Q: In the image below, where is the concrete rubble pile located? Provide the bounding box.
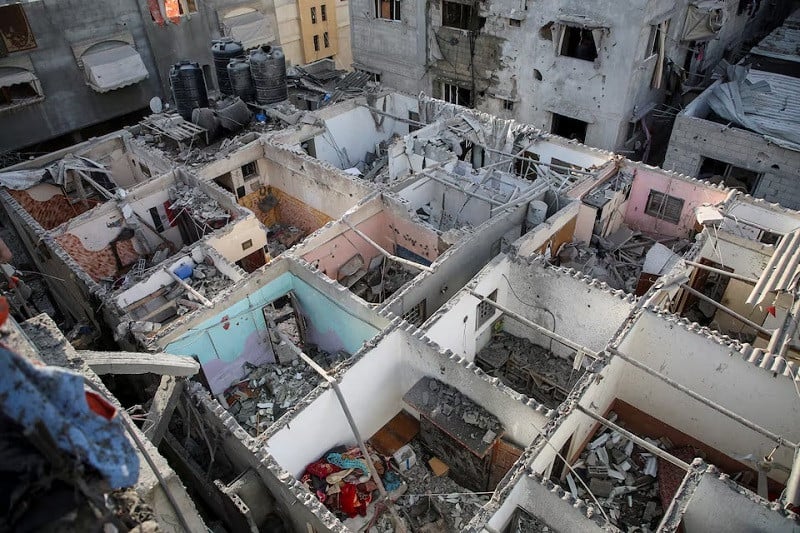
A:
[350,262,416,304]
[476,332,584,408]
[169,184,229,225]
[569,414,664,531]
[224,359,320,436]
[393,440,491,532]
[266,223,306,257]
[557,225,689,293]
[175,263,228,314]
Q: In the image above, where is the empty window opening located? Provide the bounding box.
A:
[242,239,253,251]
[321,4,327,20]
[0,79,42,109]
[442,1,473,30]
[559,26,598,61]
[408,110,420,132]
[648,22,666,57]
[502,99,514,111]
[509,18,520,27]
[644,190,684,225]
[241,161,257,179]
[475,289,498,330]
[376,0,401,20]
[313,35,320,51]
[149,207,165,233]
[323,31,330,48]
[236,185,246,199]
[310,6,317,23]
[551,113,588,143]
[698,157,762,194]
[441,81,472,107]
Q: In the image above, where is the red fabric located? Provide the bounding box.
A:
[339,484,362,518]
[305,460,342,479]
[85,390,117,420]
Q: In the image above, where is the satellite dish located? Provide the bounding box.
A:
[149,96,163,114]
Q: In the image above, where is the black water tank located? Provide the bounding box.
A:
[227,58,256,102]
[170,61,209,120]
[250,45,287,105]
[212,38,245,96]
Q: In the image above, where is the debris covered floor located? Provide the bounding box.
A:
[475,332,583,409]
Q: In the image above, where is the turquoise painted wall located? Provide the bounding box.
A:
[165,273,380,394]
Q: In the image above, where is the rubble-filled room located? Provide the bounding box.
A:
[47,169,247,289]
[524,308,800,531]
[295,195,441,305]
[110,245,245,341]
[160,260,389,434]
[394,165,548,234]
[424,254,636,406]
[276,92,420,180]
[263,328,549,532]
[554,165,729,294]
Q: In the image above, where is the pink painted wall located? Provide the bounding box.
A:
[624,168,728,238]
[387,211,440,262]
[301,212,388,280]
[301,210,441,281]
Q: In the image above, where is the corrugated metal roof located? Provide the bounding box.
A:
[744,70,800,147]
[746,228,800,306]
[751,8,800,64]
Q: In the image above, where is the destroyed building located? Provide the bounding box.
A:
[0,0,353,156]
[665,9,800,210]
[3,83,800,533]
[350,0,786,154]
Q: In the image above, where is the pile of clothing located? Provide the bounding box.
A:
[301,444,403,520]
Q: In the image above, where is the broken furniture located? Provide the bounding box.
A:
[402,376,507,492]
[140,113,208,147]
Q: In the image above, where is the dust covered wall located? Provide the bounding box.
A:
[615,310,800,482]
[503,258,635,359]
[237,186,333,235]
[164,271,382,394]
[260,143,374,219]
[423,254,512,360]
[681,474,799,532]
[485,473,611,532]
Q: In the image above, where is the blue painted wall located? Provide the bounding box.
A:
[165,272,381,394]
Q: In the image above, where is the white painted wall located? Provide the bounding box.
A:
[616,310,800,481]
[485,473,610,532]
[681,473,799,532]
[266,327,549,476]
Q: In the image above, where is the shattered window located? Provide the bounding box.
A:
[323,31,330,48]
[441,82,472,107]
[310,6,317,23]
[558,26,598,61]
[442,0,473,30]
[644,190,684,225]
[313,35,320,51]
[241,161,257,179]
[375,0,401,20]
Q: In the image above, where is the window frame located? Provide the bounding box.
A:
[321,4,327,21]
[375,0,401,21]
[475,289,498,330]
[241,161,258,179]
[644,190,684,225]
[442,0,473,30]
[441,81,472,107]
[313,34,320,51]
[310,6,317,23]
[323,31,330,48]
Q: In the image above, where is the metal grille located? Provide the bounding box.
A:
[644,190,684,225]
[475,289,498,330]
